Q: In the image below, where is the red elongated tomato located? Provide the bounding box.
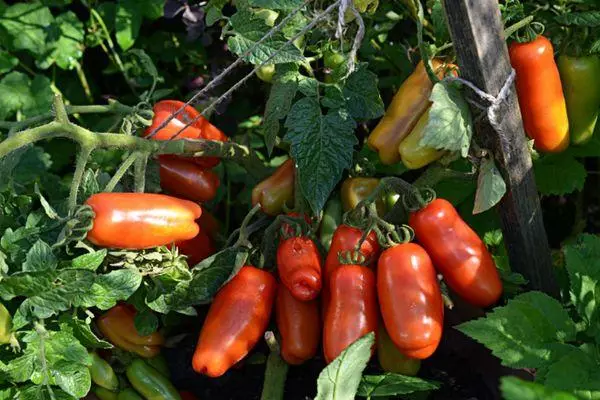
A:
[275,285,320,365]
[409,198,502,307]
[509,36,570,152]
[377,243,443,359]
[277,237,323,301]
[158,156,219,203]
[192,266,277,377]
[85,193,201,249]
[322,225,380,316]
[175,228,216,266]
[145,100,206,140]
[144,100,228,168]
[323,265,378,363]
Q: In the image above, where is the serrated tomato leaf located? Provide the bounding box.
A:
[420,80,473,157]
[358,373,439,397]
[314,332,374,400]
[457,291,577,369]
[533,154,586,196]
[284,97,357,213]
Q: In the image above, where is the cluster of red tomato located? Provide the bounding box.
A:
[191,195,503,378]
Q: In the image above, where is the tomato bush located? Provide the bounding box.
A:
[0,0,599,399]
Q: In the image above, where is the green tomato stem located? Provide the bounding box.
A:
[134,152,149,193]
[260,331,288,400]
[104,152,139,193]
[68,145,93,212]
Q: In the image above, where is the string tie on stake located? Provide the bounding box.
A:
[336,0,365,77]
[444,68,516,134]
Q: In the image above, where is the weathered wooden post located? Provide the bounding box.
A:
[442,0,559,296]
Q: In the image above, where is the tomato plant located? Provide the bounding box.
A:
[0,0,599,399]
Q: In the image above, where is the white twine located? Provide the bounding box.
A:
[148,0,366,142]
[336,0,365,78]
[445,68,516,131]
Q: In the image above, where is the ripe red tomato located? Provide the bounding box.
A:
[409,198,502,307]
[144,100,228,168]
[275,285,320,365]
[85,193,201,249]
[158,156,219,203]
[145,100,206,140]
[323,264,378,363]
[509,36,569,152]
[276,236,322,301]
[377,243,444,359]
[322,225,379,316]
[175,228,216,266]
[192,266,277,377]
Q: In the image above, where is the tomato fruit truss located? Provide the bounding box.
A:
[96,304,165,358]
[85,192,201,250]
[323,264,378,363]
[192,266,277,377]
[277,236,323,301]
[409,198,502,307]
[367,59,448,165]
[378,243,443,359]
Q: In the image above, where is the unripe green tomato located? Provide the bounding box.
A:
[145,354,170,378]
[89,352,119,392]
[256,64,275,83]
[93,386,119,400]
[377,325,421,376]
[254,9,279,27]
[0,303,12,344]
[324,51,347,83]
[117,388,144,400]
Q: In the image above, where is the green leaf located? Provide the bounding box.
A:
[297,75,319,97]
[227,10,304,64]
[134,308,159,336]
[357,374,440,397]
[88,269,143,310]
[205,0,227,26]
[146,247,248,314]
[248,0,304,10]
[456,291,577,369]
[0,50,17,74]
[342,65,384,120]
[501,376,578,400]
[542,346,600,396]
[556,11,600,27]
[67,250,107,271]
[0,72,53,119]
[141,0,165,20]
[314,332,374,400]
[431,0,450,44]
[533,154,586,196]
[263,64,299,154]
[420,81,473,157]
[473,157,506,214]
[37,11,84,70]
[59,318,112,350]
[563,234,600,336]
[115,0,142,51]
[52,360,91,399]
[285,98,357,213]
[0,2,53,56]
[23,240,57,272]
